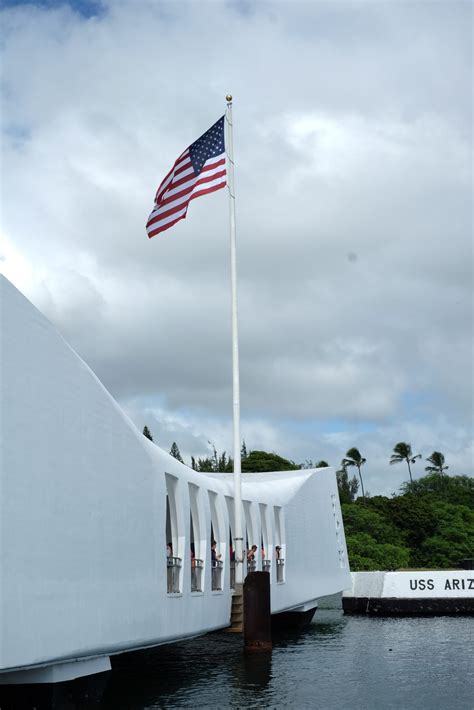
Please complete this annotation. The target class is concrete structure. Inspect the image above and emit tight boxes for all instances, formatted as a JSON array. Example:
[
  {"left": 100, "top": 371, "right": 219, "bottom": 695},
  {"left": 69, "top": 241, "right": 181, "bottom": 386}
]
[
  {"left": 0, "top": 276, "right": 351, "bottom": 683},
  {"left": 343, "top": 571, "right": 474, "bottom": 615}
]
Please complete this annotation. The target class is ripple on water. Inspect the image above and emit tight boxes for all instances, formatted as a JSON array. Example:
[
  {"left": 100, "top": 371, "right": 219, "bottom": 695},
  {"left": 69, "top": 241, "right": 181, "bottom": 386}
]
[{"left": 97, "top": 610, "right": 474, "bottom": 709}]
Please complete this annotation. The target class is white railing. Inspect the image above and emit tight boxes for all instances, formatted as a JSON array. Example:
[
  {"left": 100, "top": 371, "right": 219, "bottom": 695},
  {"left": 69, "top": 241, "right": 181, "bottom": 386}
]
[
  {"left": 167, "top": 556, "right": 182, "bottom": 593},
  {"left": 191, "top": 558, "right": 204, "bottom": 592},
  {"left": 262, "top": 559, "right": 271, "bottom": 574},
  {"left": 247, "top": 559, "right": 257, "bottom": 573},
  {"left": 276, "top": 558, "right": 285, "bottom": 583},
  {"left": 211, "top": 559, "right": 223, "bottom": 591}
]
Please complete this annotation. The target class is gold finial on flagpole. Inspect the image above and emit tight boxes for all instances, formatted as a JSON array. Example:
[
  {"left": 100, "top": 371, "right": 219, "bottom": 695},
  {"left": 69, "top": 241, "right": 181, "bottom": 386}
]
[{"left": 226, "top": 94, "right": 232, "bottom": 102}]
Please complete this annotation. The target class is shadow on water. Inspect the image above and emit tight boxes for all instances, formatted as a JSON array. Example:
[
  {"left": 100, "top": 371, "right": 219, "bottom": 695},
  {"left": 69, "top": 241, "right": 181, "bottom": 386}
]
[
  {"left": 0, "top": 613, "right": 348, "bottom": 710},
  {"left": 0, "top": 672, "right": 109, "bottom": 710},
  {"left": 0, "top": 611, "right": 347, "bottom": 710},
  {"left": 102, "top": 613, "right": 347, "bottom": 708},
  {"left": 102, "top": 632, "right": 274, "bottom": 709}
]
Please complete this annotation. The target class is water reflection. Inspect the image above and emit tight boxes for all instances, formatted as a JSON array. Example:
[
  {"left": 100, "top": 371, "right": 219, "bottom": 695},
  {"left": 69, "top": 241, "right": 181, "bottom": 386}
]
[
  {"left": 102, "top": 633, "right": 273, "bottom": 709},
  {"left": 230, "top": 649, "right": 272, "bottom": 695},
  {"left": 270, "top": 612, "right": 346, "bottom": 650},
  {"left": 0, "top": 616, "right": 345, "bottom": 710},
  {"left": 1, "top": 611, "right": 472, "bottom": 710},
  {"left": 100, "top": 615, "right": 346, "bottom": 708}
]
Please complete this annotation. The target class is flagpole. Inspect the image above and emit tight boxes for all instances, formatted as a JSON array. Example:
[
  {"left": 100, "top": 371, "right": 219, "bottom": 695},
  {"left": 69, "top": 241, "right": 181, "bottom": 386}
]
[{"left": 226, "top": 94, "right": 244, "bottom": 585}]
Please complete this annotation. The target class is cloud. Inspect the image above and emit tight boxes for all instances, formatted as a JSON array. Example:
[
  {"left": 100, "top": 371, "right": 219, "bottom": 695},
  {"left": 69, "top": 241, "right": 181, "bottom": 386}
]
[{"left": 1, "top": 0, "right": 472, "bottom": 491}]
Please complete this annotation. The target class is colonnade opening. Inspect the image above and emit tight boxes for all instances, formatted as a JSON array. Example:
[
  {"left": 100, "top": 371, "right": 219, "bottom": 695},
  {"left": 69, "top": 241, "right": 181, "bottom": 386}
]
[
  {"left": 209, "top": 491, "right": 224, "bottom": 591},
  {"left": 243, "top": 500, "right": 257, "bottom": 573},
  {"left": 260, "top": 503, "right": 272, "bottom": 575},
  {"left": 225, "top": 496, "right": 236, "bottom": 589},
  {"left": 189, "top": 514, "right": 202, "bottom": 591},
  {"left": 229, "top": 527, "right": 235, "bottom": 589},
  {"left": 189, "top": 484, "right": 203, "bottom": 592},
  {"left": 210, "top": 523, "right": 223, "bottom": 590},
  {"left": 165, "top": 474, "right": 182, "bottom": 594},
  {"left": 274, "top": 505, "right": 285, "bottom": 583}
]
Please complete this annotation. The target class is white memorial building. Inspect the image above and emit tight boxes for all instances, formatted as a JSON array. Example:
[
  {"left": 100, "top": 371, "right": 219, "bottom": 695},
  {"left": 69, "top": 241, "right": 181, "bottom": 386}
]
[{"left": 0, "top": 276, "right": 350, "bottom": 684}]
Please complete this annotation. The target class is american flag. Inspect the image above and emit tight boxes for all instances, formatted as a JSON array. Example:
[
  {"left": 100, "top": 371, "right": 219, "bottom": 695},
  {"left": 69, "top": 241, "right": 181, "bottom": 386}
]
[{"left": 146, "top": 116, "right": 226, "bottom": 238}]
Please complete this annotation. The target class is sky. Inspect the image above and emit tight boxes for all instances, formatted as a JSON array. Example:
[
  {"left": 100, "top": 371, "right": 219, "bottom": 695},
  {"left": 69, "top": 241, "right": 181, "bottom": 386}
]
[{"left": 0, "top": 0, "right": 472, "bottom": 495}]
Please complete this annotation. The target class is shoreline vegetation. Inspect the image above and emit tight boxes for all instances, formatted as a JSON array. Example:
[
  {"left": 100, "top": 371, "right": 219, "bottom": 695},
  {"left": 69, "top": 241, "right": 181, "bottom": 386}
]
[
  {"left": 143, "top": 427, "right": 473, "bottom": 572},
  {"left": 339, "top": 474, "right": 473, "bottom": 571}
]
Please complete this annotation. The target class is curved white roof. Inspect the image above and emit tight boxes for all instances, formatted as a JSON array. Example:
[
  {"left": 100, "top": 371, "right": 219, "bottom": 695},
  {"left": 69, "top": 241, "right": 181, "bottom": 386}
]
[{"left": 0, "top": 275, "right": 350, "bottom": 680}]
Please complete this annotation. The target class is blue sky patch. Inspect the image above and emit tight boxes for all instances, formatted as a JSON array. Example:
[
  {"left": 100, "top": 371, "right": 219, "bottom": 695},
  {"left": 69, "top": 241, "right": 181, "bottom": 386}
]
[{"left": 0, "top": 0, "right": 105, "bottom": 19}]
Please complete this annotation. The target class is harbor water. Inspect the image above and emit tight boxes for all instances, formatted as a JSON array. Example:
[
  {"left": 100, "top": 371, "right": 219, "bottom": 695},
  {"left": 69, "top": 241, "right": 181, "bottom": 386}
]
[{"left": 3, "top": 608, "right": 473, "bottom": 709}]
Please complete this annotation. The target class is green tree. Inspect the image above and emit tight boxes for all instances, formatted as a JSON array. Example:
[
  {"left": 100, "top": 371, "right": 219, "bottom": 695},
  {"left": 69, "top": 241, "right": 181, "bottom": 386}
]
[
  {"left": 218, "top": 450, "right": 232, "bottom": 472},
  {"left": 241, "top": 440, "right": 248, "bottom": 459},
  {"left": 301, "top": 459, "right": 330, "bottom": 469},
  {"left": 196, "top": 444, "right": 233, "bottom": 473},
  {"left": 342, "top": 502, "right": 404, "bottom": 545},
  {"left": 342, "top": 447, "right": 367, "bottom": 499},
  {"left": 336, "top": 463, "right": 359, "bottom": 504},
  {"left": 425, "top": 451, "right": 449, "bottom": 475},
  {"left": 342, "top": 503, "right": 411, "bottom": 570},
  {"left": 390, "top": 441, "right": 421, "bottom": 484},
  {"left": 143, "top": 425, "right": 153, "bottom": 442},
  {"left": 170, "top": 442, "right": 184, "bottom": 463},
  {"left": 402, "top": 474, "right": 474, "bottom": 508},
  {"left": 241, "top": 450, "right": 299, "bottom": 473},
  {"left": 366, "top": 494, "right": 438, "bottom": 551},
  {"left": 416, "top": 502, "right": 474, "bottom": 568},
  {"left": 346, "top": 533, "right": 411, "bottom": 571},
  {"left": 350, "top": 476, "right": 474, "bottom": 570}
]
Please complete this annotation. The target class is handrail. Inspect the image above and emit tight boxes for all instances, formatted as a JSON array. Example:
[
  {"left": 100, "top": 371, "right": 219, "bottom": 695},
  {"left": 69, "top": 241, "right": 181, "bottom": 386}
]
[
  {"left": 276, "top": 557, "right": 285, "bottom": 583},
  {"left": 167, "top": 556, "right": 182, "bottom": 593},
  {"left": 211, "top": 558, "right": 223, "bottom": 591},
  {"left": 191, "top": 557, "right": 204, "bottom": 592}
]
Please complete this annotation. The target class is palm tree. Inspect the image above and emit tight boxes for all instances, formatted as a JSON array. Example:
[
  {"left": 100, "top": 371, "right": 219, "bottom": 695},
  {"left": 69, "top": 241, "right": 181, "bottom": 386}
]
[
  {"left": 425, "top": 451, "right": 449, "bottom": 475},
  {"left": 342, "top": 447, "right": 367, "bottom": 499},
  {"left": 390, "top": 442, "right": 421, "bottom": 483}
]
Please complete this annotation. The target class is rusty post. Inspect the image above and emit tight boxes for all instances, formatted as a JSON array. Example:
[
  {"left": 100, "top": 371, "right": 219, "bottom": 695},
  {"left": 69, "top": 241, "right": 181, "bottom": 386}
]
[{"left": 243, "top": 571, "right": 272, "bottom": 652}]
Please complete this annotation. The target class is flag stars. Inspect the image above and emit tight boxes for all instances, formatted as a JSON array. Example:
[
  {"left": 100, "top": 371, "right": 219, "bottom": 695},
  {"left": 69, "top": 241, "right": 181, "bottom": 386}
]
[{"left": 189, "top": 116, "right": 225, "bottom": 174}]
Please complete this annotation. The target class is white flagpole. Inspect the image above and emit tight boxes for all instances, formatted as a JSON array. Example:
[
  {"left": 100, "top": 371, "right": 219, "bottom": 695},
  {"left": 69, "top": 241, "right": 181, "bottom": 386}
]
[{"left": 225, "top": 94, "right": 244, "bottom": 585}]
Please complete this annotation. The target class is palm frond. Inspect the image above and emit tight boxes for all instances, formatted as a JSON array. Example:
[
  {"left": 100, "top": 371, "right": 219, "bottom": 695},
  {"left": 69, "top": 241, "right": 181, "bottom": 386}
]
[
  {"left": 345, "top": 447, "right": 365, "bottom": 465},
  {"left": 393, "top": 441, "right": 412, "bottom": 457}
]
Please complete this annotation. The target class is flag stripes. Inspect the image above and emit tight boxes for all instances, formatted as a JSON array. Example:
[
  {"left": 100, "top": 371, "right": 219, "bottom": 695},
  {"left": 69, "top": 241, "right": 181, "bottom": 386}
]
[{"left": 146, "top": 117, "right": 226, "bottom": 238}]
